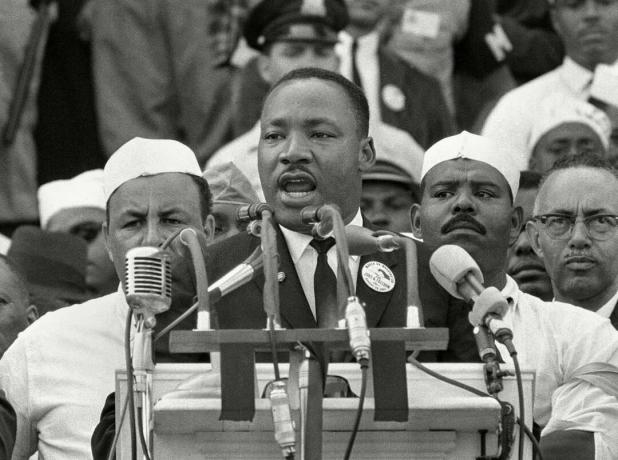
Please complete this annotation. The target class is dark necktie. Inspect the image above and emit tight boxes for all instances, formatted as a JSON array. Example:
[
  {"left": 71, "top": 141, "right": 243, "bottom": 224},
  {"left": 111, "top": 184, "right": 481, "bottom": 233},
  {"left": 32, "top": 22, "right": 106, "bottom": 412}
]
[
  {"left": 310, "top": 238, "right": 338, "bottom": 328},
  {"left": 351, "top": 39, "right": 362, "bottom": 88}
]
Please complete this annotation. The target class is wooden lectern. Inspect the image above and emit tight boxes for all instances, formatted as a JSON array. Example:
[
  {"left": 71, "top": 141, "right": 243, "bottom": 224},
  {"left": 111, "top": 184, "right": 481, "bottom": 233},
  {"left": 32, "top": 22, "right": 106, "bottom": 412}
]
[{"left": 115, "top": 361, "right": 534, "bottom": 459}]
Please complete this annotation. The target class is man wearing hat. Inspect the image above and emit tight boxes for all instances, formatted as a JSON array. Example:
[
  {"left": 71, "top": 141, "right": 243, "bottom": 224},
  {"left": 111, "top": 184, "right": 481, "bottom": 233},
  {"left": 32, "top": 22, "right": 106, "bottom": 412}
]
[
  {"left": 204, "top": 162, "right": 261, "bottom": 243},
  {"left": 482, "top": 0, "right": 618, "bottom": 159},
  {"left": 7, "top": 227, "right": 91, "bottom": 315},
  {"left": 0, "top": 137, "right": 215, "bottom": 458},
  {"left": 207, "top": 0, "right": 347, "bottom": 199},
  {"left": 361, "top": 123, "right": 424, "bottom": 233},
  {"left": 527, "top": 96, "right": 611, "bottom": 173},
  {"left": 527, "top": 153, "right": 618, "bottom": 329},
  {"left": 38, "top": 169, "right": 119, "bottom": 297},
  {"left": 411, "top": 131, "right": 618, "bottom": 459}
]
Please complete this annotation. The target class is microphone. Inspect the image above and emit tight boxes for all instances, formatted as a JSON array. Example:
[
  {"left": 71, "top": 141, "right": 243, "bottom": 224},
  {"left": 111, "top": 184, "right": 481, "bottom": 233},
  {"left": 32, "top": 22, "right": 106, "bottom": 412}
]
[
  {"left": 125, "top": 246, "right": 172, "bottom": 326},
  {"left": 208, "top": 246, "right": 263, "bottom": 304},
  {"left": 237, "top": 203, "right": 274, "bottom": 223},
  {"left": 345, "top": 296, "right": 371, "bottom": 363},
  {"left": 345, "top": 225, "right": 401, "bottom": 255},
  {"left": 299, "top": 204, "right": 341, "bottom": 239},
  {"left": 429, "top": 245, "right": 513, "bottom": 347}
]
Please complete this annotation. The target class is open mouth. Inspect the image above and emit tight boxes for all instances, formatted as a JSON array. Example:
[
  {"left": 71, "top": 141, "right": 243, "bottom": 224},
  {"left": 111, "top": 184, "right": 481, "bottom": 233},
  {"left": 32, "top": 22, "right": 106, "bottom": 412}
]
[{"left": 278, "top": 172, "right": 317, "bottom": 200}]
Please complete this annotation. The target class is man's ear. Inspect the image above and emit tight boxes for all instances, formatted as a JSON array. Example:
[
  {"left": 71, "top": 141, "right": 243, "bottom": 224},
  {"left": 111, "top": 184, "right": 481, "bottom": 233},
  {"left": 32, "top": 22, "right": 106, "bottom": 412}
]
[
  {"left": 525, "top": 220, "right": 545, "bottom": 258},
  {"left": 203, "top": 214, "right": 215, "bottom": 245},
  {"left": 358, "top": 137, "right": 376, "bottom": 172},
  {"left": 26, "top": 304, "right": 38, "bottom": 324},
  {"left": 509, "top": 206, "right": 524, "bottom": 246},
  {"left": 257, "top": 54, "right": 273, "bottom": 84},
  {"left": 102, "top": 221, "right": 113, "bottom": 262},
  {"left": 410, "top": 203, "right": 423, "bottom": 240}
]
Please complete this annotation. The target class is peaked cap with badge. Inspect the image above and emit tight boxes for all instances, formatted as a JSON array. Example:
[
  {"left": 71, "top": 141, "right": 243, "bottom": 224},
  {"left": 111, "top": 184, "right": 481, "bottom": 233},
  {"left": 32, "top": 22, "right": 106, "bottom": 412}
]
[{"left": 244, "top": 0, "right": 349, "bottom": 51}]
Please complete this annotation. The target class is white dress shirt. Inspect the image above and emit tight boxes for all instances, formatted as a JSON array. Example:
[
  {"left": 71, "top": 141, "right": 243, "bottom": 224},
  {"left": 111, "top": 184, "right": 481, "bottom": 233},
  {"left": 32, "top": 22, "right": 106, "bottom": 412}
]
[
  {"left": 495, "top": 276, "right": 618, "bottom": 459},
  {"left": 596, "top": 289, "right": 618, "bottom": 319},
  {"left": 280, "top": 210, "right": 363, "bottom": 319},
  {"left": 0, "top": 289, "right": 131, "bottom": 459},
  {"left": 337, "top": 31, "right": 382, "bottom": 130},
  {"left": 482, "top": 57, "right": 606, "bottom": 169}
]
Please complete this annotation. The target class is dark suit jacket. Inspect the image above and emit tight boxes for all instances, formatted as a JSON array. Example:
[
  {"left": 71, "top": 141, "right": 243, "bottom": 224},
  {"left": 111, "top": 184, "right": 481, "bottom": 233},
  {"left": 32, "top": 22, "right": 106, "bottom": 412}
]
[
  {"left": 378, "top": 48, "right": 456, "bottom": 149},
  {"left": 207, "top": 225, "right": 407, "bottom": 334}
]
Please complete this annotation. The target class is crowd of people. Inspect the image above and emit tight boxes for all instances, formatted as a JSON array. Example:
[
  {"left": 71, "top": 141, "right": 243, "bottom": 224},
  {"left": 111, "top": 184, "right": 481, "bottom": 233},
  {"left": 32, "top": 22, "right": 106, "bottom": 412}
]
[{"left": 1, "top": 0, "right": 618, "bottom": 459}]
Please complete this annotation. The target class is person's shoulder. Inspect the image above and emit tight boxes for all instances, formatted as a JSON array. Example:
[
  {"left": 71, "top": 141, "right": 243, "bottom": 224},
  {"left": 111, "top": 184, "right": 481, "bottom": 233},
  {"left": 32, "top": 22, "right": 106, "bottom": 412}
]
[
  {"left": 496, "top": 66, "right": 563, "bottom": 104},
  {"left": 520, "top": 292, "right": 613, "bottom": 330},
  {"left": 20, "top": 292, "right": 121, "bottom": 338},
  {"left": 380, "top": 47, "right": 441, "bottom": 86},
  {"left": 207, "top": 125, "right": 260, "bottom": 167}
]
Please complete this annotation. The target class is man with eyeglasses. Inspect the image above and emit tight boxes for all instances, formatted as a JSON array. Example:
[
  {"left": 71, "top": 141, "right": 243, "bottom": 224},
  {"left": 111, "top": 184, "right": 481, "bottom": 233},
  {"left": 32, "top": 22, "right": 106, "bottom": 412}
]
[{"left": 527, "top": 153, "right": 618, "bottom": 328}]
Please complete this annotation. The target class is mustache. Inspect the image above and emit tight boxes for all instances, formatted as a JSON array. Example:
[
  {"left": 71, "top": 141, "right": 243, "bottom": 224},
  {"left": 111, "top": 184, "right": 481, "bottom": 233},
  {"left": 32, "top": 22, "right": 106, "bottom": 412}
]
[{"left": 441, "top": 214, "right": 487, "bottom": 235}]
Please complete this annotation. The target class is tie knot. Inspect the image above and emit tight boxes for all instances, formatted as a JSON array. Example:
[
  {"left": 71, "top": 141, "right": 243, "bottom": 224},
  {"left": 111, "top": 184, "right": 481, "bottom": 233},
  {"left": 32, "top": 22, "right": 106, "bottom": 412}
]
[{"left": 310, "top": 237, "right": 335, "bottom": 255}]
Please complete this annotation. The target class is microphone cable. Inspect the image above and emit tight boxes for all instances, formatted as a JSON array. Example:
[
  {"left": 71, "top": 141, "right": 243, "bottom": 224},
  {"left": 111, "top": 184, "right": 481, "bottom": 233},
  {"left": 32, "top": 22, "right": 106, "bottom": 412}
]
[
  {"left": 407, "top": 354, "right": 542, "bottom": 460},
  {"left": 124, "top": 310, "right": 137, "bottom": 460},
  {"left": 343, "top": 357, "right": 369, "bottom": 460},
  {"left": 507, "top": 340, "right": 525, "bottom": 460},
  {"left": 105, "top": 391, "right": 130, "bottom": 460}
]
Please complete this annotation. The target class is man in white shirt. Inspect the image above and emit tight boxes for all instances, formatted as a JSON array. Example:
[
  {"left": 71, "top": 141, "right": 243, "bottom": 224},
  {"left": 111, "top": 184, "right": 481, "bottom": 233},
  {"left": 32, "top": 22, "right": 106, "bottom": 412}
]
[
  {"left": 0, "top": 138, "right": 215, "bottom": 459},
  {"left": 526, "top": 153, "right": 618, "bottom": 328},
  {"left": 482, "top": 0, "right": 618, "bottom": 168},
  {"left": 410, "top": 131, "right": 618, "bottom": 459}
]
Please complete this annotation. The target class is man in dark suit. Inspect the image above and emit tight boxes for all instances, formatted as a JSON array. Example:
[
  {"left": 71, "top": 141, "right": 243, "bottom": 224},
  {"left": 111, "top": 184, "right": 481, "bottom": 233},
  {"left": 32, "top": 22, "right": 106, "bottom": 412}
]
[
  {"left": 207, "top": 67, "right": 407, "bottom": 346},
  {"left": 339, "top": 0, "right": 455, "bottom": 149}
]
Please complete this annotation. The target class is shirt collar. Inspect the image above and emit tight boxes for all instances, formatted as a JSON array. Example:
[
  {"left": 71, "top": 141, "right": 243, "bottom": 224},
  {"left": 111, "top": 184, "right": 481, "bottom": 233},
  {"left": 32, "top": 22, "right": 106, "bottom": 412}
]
[
  {"left": 559, "top": 57, "right": 594, "bottom": 94},
  {"left": 501, "top": 275, "right": 520, "bottom": 311},
  {"left": 338, "top": 30, "right": 380, "bottom": 53},
  {"left": 280, "top": 208, "right": 363, "bottom": 263},
  {"left": 595, "top": 289, "right": 618, "bottom": 318}
]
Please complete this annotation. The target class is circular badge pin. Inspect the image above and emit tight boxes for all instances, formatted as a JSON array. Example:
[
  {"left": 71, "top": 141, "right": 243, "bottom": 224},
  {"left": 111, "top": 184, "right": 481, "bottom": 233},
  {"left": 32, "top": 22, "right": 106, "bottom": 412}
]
[
  {"left": 361, "top": 261, "right": 395, "bottom": 293},
  {"left": 382, "top": 84, "right": 405, "bottom": 112}
]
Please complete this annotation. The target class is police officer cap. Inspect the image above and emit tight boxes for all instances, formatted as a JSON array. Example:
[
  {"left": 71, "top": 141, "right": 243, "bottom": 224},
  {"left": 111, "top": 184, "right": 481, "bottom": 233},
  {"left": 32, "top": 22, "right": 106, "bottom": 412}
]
[{"left": 244, "top": 0, "right": 349, "bottom": 51}]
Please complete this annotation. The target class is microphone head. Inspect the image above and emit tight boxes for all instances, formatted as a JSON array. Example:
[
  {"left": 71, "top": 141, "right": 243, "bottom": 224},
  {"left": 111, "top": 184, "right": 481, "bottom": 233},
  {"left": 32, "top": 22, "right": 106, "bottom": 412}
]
[
  {"left": 125, "top": 246, "right": 172, "bottom": 315},
  {"left": 429, "top": 245, "right": 484, "bottom": 299},
  {"left": 468, "top": 286, "right": 508, "bottom": 326}
]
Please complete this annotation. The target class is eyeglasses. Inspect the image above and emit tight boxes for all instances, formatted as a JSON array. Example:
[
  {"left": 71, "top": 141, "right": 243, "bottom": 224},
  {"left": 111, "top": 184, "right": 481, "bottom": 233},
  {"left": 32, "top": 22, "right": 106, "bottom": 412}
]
[{"left": 532, "top": 214, "right": 618, "bottom": 241}]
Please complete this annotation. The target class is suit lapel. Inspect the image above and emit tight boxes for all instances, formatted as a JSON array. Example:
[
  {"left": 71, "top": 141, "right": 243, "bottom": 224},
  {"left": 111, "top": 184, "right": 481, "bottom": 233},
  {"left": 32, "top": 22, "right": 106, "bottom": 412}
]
[{"left": 356, "top": 248, "right": 399, "bottom": 328}]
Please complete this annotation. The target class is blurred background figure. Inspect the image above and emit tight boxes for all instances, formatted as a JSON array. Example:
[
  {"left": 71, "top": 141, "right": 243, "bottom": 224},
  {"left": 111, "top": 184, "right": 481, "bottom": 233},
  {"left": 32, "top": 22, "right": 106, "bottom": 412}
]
[
  {"left": 38, "top": 169, "right": 118, "bottom": 296},
  {"left": 203, "top": 162, "right": 260, "bottom": 243},
  {"left": 483, "top": 0, "right": 618, "bottom": 160},
  {"left": 8, "top": 226, "right": 91, "bottom": 315},
  {"left": 506, "top": 171, "right": 553, "bottom": 301},
  {"left": 527, "top": 96, "right": 611, "bottom": 173},
  {"left": 361, "top": 123, "right": 423, "bottom": 232},
  {"left": 0, "top": 0, "right": 50, "bottom": 237},
  {"left": 340, "top": 0, "right": 455, "bottom": 148},
  {"left": 90, "top": 0, "right": 242, "bottom": 166},
  {"left": 383, "top": 0, "right": 519, "bottom": 130},
  {"left": 0, "top": 255, "right": 38, "bottom": 359}
]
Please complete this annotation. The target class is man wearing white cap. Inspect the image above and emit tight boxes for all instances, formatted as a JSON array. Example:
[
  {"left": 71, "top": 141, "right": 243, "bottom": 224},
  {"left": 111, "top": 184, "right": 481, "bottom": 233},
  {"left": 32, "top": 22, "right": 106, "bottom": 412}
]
[
  {"left": 38, "top": 170, "right": 118, "bottom": 297},
  {"left": 528, "top": 96, "right": 611, "bottom": 173},
  {"left": 482, "top": 0, "right": 618, "bottom": 160},
  {"left": 0, "top": 137, "right": 214, "bottom": 459},
  {"left": 410, "top": 131, "right": 618, "bottom": 459}
]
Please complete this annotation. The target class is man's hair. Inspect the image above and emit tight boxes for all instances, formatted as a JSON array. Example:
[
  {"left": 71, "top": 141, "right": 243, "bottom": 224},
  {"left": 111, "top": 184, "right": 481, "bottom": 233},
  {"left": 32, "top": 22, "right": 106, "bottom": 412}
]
[
  {"left": 0, "top": 254, "right": 30, "bottom": 305},
  {"left": 519, "top": 170, "right": 543, "bottom": 191},
  {"left": 106, "top": 174, "right": 213, "bottom": 225},
  {"left": 540, "top": 152, "right": 618, "bottom": 188},
  {"left": 534, "top": 152, "right": 618, "bottom": 214},
  {"left": 262, "top": 67, "right": 370, "bottom": 137}
]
